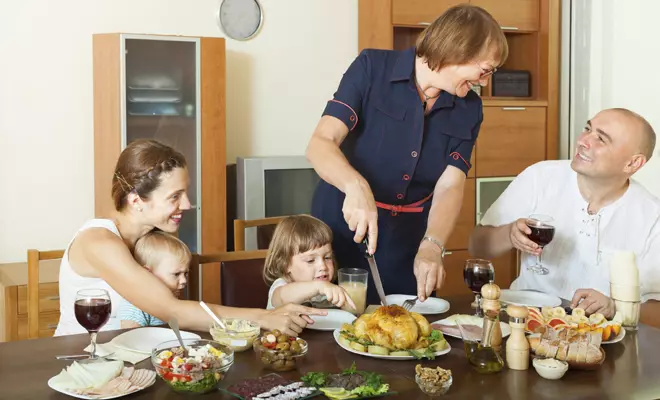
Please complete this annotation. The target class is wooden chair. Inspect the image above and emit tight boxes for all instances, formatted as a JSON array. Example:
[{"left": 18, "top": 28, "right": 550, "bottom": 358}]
[
  {"left": 27, "top": 249, "right": 64, "bottom": 339},
  {"left": 189, "top": 250, "right": 269, "bottom": 308},
  {"left": 233, "top": 217, "right": 286, "bottom": 251}
]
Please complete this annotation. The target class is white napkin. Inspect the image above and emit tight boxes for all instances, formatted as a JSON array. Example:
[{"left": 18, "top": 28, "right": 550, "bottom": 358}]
[{"left": 84, "top": 342, "right": 150, "bottom": 365}]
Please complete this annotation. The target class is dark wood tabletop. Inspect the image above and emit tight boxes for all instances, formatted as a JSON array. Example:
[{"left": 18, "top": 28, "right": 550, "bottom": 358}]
[{"left": 2, "top": 295, "right": 660, "bottom": 400}]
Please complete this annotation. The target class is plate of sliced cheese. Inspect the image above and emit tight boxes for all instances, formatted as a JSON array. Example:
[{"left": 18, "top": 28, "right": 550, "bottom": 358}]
[{"left": 48, "top": 360, "right": 156, "bottom": 399}]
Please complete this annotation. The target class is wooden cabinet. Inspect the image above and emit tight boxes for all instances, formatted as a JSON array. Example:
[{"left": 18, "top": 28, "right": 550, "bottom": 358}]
[
  {"left": 471, "top": 0, "right": 540, "bottom": 31},
  {"left": 93, "top": 34, "right": 227, "bottom": 303},
  {"left": 392, "top": 0, "right": 464, "bottom": 26},
  {"left": 438, "top": 249, "right": 518, "bottom": 298},
  {"left": 476, "top": 107, "right": 546, "bottom": 177},
  {"left": 4, "top": 283, "right": 59, "bottom": 341},
  {"left": 446, "top": 179, "right": 475, "bottom": 250}
]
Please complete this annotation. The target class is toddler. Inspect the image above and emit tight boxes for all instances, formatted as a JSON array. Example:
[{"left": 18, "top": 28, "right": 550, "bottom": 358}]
[
  {"left": 264, "top": 215, "right": 355, "bottom": 311},
  {"left": 119, "top": 230, "right": 191, "bottom": 328}
]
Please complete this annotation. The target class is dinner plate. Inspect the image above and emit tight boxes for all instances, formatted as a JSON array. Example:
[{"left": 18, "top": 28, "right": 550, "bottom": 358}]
[
  {"left": 333, "top": 329, "right": 451, "bottom": 360},
  {"left": 308, "top": 309, "right": 357, "bottom": 331},
  {"left": 499, "top": 290, "right": 562, "bottom": 308},
  {"left": 110, "top": 327, "right": 201, "bottom": 354},
  {"left": 431, "top": 315, "right": 511, "bottom": 341},
  {"left": 385, "top": 295, "right": 450, "bottom": 315},
  {"left": 47, "top": 376, "right": 154, "bottom": 400},
  {"left": 602, "top": 327, "right": 626, "bottom": 344}
]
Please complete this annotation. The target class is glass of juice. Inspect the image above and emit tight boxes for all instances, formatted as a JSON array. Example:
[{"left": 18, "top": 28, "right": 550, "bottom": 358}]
[{"left": 338, "top": 268, "right": 368, "bottom": 315}]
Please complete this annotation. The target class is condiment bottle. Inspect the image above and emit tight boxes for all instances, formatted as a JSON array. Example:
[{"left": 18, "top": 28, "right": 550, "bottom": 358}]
[
  {"left": 481, "top": 282, "right": 502, "bottom": 353},
  {"left": 506, "top": 305, "right": 529, "bottom": 370},
  {"left": 467, "top": 281, "right": 505, "bottom": 374}
]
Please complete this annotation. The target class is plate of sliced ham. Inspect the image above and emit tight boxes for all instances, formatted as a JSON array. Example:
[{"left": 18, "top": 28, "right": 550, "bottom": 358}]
[
  {"left": 48, "top": 360, "right": 156, "bottom": 399},
  {"left": 431, "top": 314, "right": 511, "bottom": 342}
]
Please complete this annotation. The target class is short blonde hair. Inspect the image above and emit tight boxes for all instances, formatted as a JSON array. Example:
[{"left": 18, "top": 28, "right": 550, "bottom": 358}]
[
  {"left": 263, "top": 215, "right": 334, "bottom": 285},
  {"left": 416, "top": 4, "right": 508, "bottom": 71},
  {"left": 134, "top": 230, "right": 192, "bottom": 270}
]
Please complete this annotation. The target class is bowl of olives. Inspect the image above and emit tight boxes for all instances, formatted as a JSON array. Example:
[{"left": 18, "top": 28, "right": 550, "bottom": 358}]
[{"left": 252, "top": 330, "right": 308, "bottom": 372}]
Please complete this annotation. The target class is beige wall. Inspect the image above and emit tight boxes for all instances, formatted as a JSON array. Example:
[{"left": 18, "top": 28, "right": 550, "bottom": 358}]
[{"left": 0, "top": 0, "right": 358, "bottom": 263}]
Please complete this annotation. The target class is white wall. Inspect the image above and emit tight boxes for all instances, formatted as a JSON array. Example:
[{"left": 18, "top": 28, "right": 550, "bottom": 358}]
[
  {"left": 570, "top": 0, "right": 660, "bottom": 196},
  {"left": 0, "top": 0, "right": 358, "bottom": 263}
]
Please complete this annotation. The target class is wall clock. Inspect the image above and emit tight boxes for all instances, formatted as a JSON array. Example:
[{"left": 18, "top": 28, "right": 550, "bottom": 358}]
[{"left": 217, "top": 0, "right": 263, "bottom": 41}]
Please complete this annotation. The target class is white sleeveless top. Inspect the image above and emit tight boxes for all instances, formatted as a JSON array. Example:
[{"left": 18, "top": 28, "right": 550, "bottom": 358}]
[{"left": 54, "top": 219, "right": 127, "bottom": 336}]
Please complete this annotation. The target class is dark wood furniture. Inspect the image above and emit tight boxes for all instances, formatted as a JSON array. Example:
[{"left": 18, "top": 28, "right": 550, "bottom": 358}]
[{"left": 2, "top": 295, "right": 659, "bottom": 399}]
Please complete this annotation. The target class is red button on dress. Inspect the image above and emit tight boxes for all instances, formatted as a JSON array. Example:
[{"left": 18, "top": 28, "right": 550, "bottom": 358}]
[
  {"left": 403, "top": 174, "right": 410, "bottom": 181},
  {"left": 396, "top": 193, "right": 404, "bottom": 200}
]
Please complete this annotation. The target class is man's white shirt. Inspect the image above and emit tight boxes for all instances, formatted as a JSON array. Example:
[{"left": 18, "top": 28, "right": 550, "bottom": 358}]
[{"left": 480, "top": 160, "right": 660, "bottom": 301}]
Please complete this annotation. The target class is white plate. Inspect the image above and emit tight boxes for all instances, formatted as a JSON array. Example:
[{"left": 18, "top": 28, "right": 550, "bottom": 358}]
[
  {"left": 110, "top": 327, "right": 201, "bottom": 354},
  {"left": 603, "top": 327, "right": 626, "bottom": 344},
  {"left": 308, "top": 309, "right": 357, "bottom": 331},
  {"left": 385, "top": 295, "right": 450, "bottom": 315},
  {"left": 47, "top": 377, "right": 154, "bottom": 400},
  {"left": 431, "top": 316, "right": 511, "bottom": 341},
  {"left": 499, "top": 290, "right": 562, "bottom": 308},
  {"left": 333, "top": 329, "right": 451, "bottom": 360}
]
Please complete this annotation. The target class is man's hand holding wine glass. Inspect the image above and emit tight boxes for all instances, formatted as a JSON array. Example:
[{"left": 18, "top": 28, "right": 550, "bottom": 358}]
[{"left": 509, "top": 218, "right": 541, "bottom": 256}]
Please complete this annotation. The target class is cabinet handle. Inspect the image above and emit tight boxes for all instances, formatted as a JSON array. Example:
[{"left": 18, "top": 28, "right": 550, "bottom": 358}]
[
  {"left": 444, "top": 251, "right": 453, "bottom": 256},
  {"left": 501, "top": 26, "right": 519, "bottom": 30},
  {"left": 502, "top": 107, "right": 526, "bottom": 111},
  {"left": 45, "top": 296, "right": 60, "bottom": 301},
  {"left": 418, "top": 22, "right": 431, "bottom": 26},
  {"left": 47, "top": 324, "right": 58, "bottom": 329}
]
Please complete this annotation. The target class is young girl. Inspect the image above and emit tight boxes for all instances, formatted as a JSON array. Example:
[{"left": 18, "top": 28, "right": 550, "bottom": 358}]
[
  {"left": 264, "top": 215, "right": 356, "bottom": 311},
  {"left": 119, "top": 231, "right": 191, "bottom": 328}
]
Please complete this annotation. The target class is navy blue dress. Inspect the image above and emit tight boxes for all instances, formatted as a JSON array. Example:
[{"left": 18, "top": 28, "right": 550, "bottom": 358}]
[{"left": 311, "top": 47, "right": 482, "bottom": 304}]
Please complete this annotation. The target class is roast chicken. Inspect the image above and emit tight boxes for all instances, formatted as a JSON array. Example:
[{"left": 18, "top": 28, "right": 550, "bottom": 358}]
[{"left": 352, "top": 305, "right": 432, "bottom": 350}]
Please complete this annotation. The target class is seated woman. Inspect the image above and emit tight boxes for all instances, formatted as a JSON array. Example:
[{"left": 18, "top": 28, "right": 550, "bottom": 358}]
[{"left": 54, "top": 139, "right": 325, "bottom": 337}]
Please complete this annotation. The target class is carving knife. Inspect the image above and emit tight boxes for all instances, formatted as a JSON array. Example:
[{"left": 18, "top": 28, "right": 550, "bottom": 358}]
[{"left": 363, "top": 238, "right": 388, "bottom": 306}]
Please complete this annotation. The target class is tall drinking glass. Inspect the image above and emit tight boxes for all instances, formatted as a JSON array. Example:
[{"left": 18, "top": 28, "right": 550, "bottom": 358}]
[
  {"left": 338, "top": 268, "right": 368, "bottom": 315},
  {"left": 464, "top": 259, "right": 495, "bottom": 316},
  {"left": 75, "top": 289, "right": 112, "bottom": 359},
  {"left": 525, "top": 214, "right": 556, "bottom": 275}
]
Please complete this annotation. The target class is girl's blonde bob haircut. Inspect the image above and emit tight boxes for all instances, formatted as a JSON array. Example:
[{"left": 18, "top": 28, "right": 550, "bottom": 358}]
[
  {"left": 416, "top": 4, "right": 509, "bottom": 71},
  {"left": 263, "top": 215, "right": 334, "bottom": 285}
]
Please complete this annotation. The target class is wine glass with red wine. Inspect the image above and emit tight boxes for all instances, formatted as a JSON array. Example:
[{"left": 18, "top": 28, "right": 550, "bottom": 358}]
[
  {"left": 464, "top": 259, "right": 495, "bottom": 316},
  {"left": 75, "top": 289, "right": 112, "bottom": 359},
  {"left": 525, "top": 214, "right": 556, "bottom": 275}
]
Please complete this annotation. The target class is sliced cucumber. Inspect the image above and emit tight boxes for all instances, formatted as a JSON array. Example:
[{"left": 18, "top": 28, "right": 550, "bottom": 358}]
[
  {"left": 431, "top": 339, "right": 448, "bottom": 352},
  {"left": 389, "top": 350, "right": 411, "bottom": 357},
  {"left": 367, "top": 345, "right": 389, "bottom": 355},
  {"left": 350, "top": 342, "right": 366, "bottom": 352}
]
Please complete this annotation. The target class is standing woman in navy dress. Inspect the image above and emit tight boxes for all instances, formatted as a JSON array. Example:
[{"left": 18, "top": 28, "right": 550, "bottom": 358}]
[{"left": 306, "top": 5, "right": 508, "bottom": 304}]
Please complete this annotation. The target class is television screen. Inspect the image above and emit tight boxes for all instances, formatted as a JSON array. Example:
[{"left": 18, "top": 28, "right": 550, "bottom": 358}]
[{"left": 264, "top": 168, "right": 320, "bottom": 217}]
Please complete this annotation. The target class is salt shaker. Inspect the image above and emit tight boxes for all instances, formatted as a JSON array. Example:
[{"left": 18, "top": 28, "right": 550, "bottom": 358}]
[{"left": 506, "top": 305, "right": 530, "bottom": 370}]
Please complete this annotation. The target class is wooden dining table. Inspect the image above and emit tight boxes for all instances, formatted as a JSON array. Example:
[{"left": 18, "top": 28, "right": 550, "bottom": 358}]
[{"left": 2, "top": 294, "right": 660, "bottom": 400}]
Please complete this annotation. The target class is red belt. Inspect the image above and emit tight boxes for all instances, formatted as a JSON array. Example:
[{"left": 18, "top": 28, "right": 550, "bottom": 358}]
[{"left": 376, "top": 193, "right": 433, "bottom": 216}]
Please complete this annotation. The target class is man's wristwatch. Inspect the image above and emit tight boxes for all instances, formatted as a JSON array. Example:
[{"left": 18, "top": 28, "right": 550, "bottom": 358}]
[{"left": 421, "top": 236, "right": 446, "bottom": 258}]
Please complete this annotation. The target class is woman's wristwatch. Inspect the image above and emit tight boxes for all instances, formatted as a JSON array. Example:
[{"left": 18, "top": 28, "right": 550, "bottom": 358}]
[{"left": 421, "top": 236, "right": 446, "bottom": 257}]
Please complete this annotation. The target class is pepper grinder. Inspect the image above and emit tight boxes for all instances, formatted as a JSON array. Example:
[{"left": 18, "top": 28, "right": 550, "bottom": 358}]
[
  {"left": 506, "top": 305, "right": 530, "bottom": 370},
  {"left": 480, "top": 281, "right": 502, "bottom": 353}
]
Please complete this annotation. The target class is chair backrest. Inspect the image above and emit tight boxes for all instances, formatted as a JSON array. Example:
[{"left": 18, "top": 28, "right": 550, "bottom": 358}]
[
  {"left": 27, "top": 249, "right": 64, "bottom": 339},
  {"left": 233, "top": 217, "right": 286, "bottom": 251},
  {"left": 192, "top": 250, "right": 269, "bottom": 308}
]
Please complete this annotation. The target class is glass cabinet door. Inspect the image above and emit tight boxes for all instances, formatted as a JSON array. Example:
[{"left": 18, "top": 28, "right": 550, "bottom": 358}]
[
  {"left": 122, "top": 36, "right": 200, "bottom": 252},
  {"left": 476, "top": 177, "right": 514, "bottom": 224}
]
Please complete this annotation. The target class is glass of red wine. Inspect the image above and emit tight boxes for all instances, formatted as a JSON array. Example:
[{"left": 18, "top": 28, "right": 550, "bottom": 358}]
[
  {"left": 525, "top": 214, "right": 556, "bottom": 275},
  {"left": 464, "top": 259, "right": 495, "bottom": 316},
  {"left": 75, "top": 288, "right": 112, "bottom": 359}
]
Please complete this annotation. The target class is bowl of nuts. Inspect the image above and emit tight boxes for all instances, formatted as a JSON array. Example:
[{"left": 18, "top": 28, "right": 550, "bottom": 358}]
[
  {"left": 414, "top": 364, "right": 452, "bottom": 396},
  {"left": 252, "top": 330, "right": 308, "bottom": 372}
]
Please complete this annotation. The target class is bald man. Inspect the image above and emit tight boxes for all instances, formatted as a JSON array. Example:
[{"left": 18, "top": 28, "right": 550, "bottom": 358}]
[{"left": 469, "top": 108, "right": 659, "bottom": 318}]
